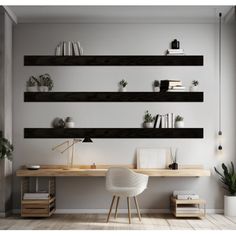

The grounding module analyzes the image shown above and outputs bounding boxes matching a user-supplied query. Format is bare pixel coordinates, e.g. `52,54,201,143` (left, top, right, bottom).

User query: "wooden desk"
16,165,211,177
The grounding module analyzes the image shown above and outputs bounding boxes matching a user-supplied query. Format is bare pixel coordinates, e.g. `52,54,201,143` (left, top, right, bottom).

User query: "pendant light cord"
219,12,222,134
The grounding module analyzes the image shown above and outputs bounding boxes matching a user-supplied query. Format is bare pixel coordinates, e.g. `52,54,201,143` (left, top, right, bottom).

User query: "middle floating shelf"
24,92,204,102
24,128,204,139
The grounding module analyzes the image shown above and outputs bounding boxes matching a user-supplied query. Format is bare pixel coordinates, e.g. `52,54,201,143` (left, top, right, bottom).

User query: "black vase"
172,163,178,170
171,39,180,49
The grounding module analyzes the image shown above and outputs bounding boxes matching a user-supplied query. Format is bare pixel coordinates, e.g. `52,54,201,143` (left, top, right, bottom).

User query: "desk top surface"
16,165,211,177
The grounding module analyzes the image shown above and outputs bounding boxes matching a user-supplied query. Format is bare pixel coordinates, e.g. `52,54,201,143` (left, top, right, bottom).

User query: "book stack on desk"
23,193,50,200
173,190,200,200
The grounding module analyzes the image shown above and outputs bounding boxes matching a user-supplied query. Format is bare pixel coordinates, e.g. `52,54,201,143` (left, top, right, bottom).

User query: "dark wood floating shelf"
24,128,204,139
24,92,204,102
24,55,204,66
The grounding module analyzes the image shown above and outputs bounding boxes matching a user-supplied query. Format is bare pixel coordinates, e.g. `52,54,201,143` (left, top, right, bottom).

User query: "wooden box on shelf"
20,177,56,217
170,196,206,218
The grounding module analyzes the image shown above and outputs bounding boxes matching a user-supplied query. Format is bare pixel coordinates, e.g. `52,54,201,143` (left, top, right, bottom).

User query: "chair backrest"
106,167,148,189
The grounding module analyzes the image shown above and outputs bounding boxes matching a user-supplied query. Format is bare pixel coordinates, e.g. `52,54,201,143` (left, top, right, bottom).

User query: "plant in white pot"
153,80,160,92
0,137,13,161
214,162,236,216
119,79,128,92
26,76,38,92
38,74,54,92
190,80,199,92
143,110,155,128
175,115,184,128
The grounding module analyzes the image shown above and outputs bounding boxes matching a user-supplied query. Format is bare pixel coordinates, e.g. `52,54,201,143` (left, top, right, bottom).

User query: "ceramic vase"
224,195,236,216
175,121,184,128
38,86,49,92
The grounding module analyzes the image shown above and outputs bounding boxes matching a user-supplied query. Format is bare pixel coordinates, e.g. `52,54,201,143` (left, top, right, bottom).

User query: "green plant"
38,74,54,91
144,110,155,123
214,162,236,196
192,80,199,86
0,137,13,161
26,76,37,87
119,79,128,88
153,80,160,87
175,115,184,122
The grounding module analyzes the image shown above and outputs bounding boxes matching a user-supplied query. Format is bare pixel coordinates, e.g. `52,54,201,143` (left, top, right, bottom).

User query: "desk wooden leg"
127,197,131,224
134,196,142,221
106,195,116,223
114,196,120,218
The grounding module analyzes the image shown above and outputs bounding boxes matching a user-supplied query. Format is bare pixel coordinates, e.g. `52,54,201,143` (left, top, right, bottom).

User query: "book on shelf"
173,190,196,197
167,49,185,56
169,80,182,87
177,194,200,200
55,41,83,56
23,193,50,200
154,113,175,128
72,42,80,56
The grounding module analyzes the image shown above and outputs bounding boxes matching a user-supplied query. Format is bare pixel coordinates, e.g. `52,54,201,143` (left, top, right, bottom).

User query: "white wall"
12,22,236,211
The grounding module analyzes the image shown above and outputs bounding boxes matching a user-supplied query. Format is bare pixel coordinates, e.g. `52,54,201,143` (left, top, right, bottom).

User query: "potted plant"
153,80,160,92
38,74,54,92
190,80,199,92
143,110,155,128
119,79,128,92
26,76,38,92
214,162,236,216
169,148,178,170
175,115,184,128
0,137,13,161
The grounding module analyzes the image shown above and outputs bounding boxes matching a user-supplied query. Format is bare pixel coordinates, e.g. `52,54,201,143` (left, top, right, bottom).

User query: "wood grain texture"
24,128,204,139
24,55,204,66
16,167,211,177
24,92,204,102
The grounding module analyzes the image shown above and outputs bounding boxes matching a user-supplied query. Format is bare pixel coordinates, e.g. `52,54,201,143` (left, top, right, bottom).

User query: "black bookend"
153,115,159,128
160,80,169,92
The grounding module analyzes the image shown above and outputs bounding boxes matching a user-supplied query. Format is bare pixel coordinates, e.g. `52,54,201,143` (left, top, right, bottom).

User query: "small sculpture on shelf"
175,115,184,128
119,79,128,92
190,80,199,92
52,117,65,128
169,148,178,170
143,110,155,128
153,80,160,92
65,117,75,128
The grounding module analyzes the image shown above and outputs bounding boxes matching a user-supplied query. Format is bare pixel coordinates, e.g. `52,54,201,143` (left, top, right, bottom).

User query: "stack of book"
23,193,50,200
166,49,185,56
167,80,186,92
153,113,175,128
176,206,201,214
173,190,200,200
55,41,83,56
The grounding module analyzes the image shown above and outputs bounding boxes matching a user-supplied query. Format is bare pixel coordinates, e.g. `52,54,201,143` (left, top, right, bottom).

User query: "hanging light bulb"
218,12,223,152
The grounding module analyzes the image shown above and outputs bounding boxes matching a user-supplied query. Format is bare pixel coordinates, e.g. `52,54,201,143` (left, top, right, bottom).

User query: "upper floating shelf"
24,55,204,66
24,92,204,102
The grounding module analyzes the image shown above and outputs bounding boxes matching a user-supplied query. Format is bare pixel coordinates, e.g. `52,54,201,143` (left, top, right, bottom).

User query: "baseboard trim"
0,210,12,217
12,208,224,214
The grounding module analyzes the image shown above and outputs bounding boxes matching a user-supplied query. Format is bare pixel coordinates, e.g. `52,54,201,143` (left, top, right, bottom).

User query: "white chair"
106,167,149,224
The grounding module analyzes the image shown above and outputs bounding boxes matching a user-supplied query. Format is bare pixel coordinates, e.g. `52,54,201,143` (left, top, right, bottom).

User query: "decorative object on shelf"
190,80,199,92
171,39,180,49
65,117,75,128
143,110,155,128
160,80,185,92
26,165,40,170
153,113,175,128
0,137,13,160
38,74,54,92
175,115,184,128
52,117,65,128
153,80,160,92
214,162,236,216
218,13,223,152
169,148,178,170
26,76,38,92
55,41,83,56
91,163,96,169
119,79,128,92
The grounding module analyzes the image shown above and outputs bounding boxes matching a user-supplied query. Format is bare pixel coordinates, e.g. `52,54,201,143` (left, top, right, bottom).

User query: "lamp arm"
52,141,69,151
61,139,82,154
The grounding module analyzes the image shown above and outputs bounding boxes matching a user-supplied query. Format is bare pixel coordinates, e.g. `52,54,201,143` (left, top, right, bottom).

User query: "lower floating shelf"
24,128,203,139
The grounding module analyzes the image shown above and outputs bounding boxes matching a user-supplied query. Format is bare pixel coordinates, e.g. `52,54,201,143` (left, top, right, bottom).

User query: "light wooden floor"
1,214,236,230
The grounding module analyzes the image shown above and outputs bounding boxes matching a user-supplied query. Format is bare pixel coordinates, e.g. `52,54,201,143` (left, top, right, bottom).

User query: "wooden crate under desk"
170,196,206,218
21,197,56,217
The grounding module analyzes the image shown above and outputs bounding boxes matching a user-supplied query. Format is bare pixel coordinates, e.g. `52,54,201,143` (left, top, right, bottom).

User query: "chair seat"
107,186,146,197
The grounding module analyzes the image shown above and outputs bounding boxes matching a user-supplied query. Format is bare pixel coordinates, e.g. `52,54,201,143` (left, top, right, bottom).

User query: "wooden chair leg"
106,195,116,223
127,197,131,224
134,196,142,221
114,196,120,218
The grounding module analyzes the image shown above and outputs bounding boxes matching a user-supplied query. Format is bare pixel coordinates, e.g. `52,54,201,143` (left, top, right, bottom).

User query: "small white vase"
65,122,75,128
39,86,49,92
190,86,198,92
175,121,184,128
224,195,236,216
144,122,153,128
120,87,127,92
27,86,38,92
153,87,160,92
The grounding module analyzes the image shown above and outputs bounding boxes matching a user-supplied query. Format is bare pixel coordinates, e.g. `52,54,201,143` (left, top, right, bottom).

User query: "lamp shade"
82,137,93,143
